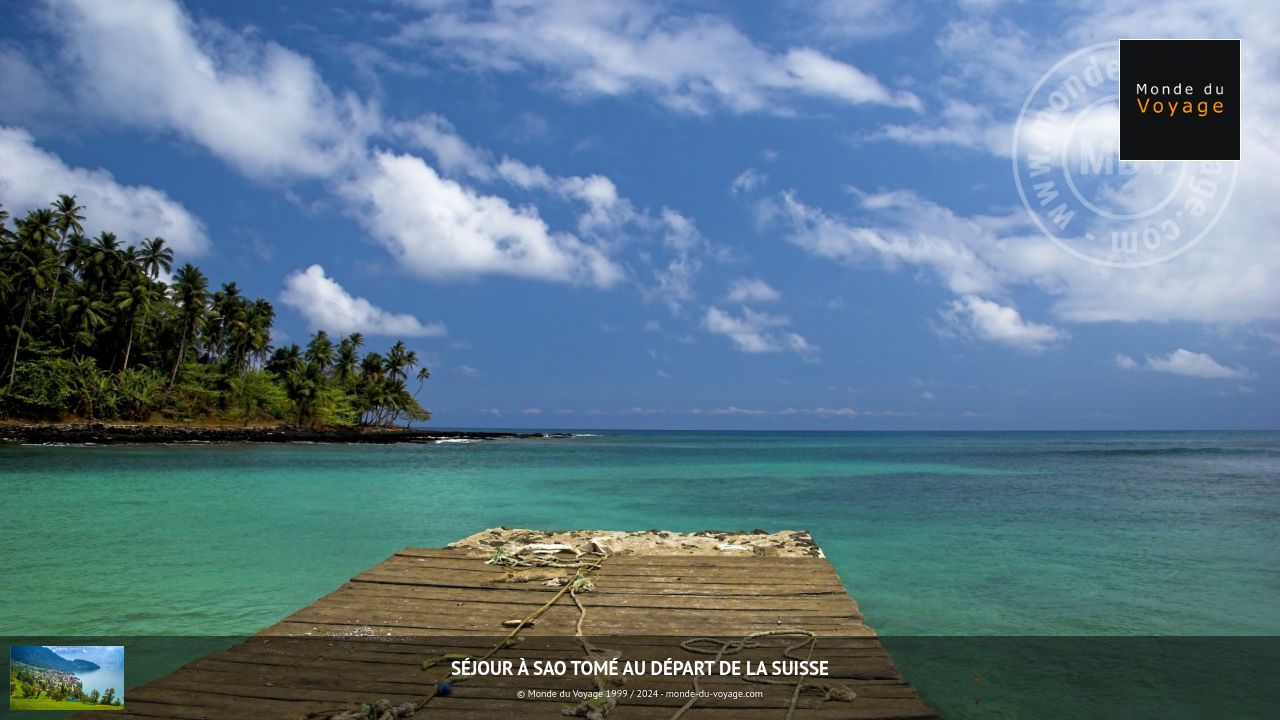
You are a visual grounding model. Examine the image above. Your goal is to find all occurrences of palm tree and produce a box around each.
[61,287,109,358]
[385,340,418,382]
[114,270,156,371]
[304,330,334,372]
[244,299,274,370]
[138,236,174,280]
[4,210,59,390]
[208,282,242,363]
[51,194,85,248]
[63,233,92,277]
[283,366,319,428]
[49,195,85,297]
[88,231,122,285]
[266,343,303,377]
[169,263,208,386]
[333,335,361,387]
[414,366,430,397]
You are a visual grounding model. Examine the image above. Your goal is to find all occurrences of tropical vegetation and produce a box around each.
[0,194,430,427]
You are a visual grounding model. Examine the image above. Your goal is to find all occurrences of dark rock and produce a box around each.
[0,423,565,446]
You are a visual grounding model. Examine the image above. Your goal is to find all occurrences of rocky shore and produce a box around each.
[0,422,570,445]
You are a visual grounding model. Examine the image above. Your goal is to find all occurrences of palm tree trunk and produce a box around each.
[121,316,136,372]
[6,288,36,391]
[170,324,189,387]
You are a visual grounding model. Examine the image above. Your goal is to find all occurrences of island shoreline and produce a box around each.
[0,422,570,445]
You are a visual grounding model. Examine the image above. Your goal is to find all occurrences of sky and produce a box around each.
[44,645,124,667]
[0,0,1275,430]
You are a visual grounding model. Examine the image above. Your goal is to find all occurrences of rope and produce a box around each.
[297,548,610,720]
[670,630,856,720]
[561,584,617,719]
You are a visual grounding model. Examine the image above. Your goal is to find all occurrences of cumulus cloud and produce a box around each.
[393,113,494,181]
[393,0,919,114]
[46,0,374,180]
[1114,353,1139,370]
[0,126,207,255]
[730,168,766,195]
[493,157,712,309]
[1118,348,1255,380]
[779,190,1000,296]
[703,306,817,356]
[725,278,781,303]
[279,264,446,337]
[341,151,623,286]
[939,295,1067,353]
[29,0,710,298]
[776,183,1280,326]
[821,0,1280,334]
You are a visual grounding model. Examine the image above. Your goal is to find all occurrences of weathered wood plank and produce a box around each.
[70,543,936,719]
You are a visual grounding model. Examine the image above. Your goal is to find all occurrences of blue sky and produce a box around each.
[45,645,124,667]
[0,0,1275,430]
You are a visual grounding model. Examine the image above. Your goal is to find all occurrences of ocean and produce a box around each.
[2,430,1277,718]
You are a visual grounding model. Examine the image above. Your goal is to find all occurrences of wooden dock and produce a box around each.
[74,533,938,719]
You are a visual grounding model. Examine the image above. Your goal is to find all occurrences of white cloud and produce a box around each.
[0,44,52,124]
[36,0,712,302]
[1114,353,1139,370]
[777,183,1280,326]
[47,0,374,180]
[831,0,1280,332]
[492,156,711,308]
[699,406,770,416]
[394,0,919,115]
[0,126,207,255]
[279,264,446,337]
[725,278,781,303]
[521,407,542,415]
[703,306,818,356]
[787,0,916,42]
[939,295,1066,353]
[394,113,493,181]
[780,190,1000,296]
[730,168,766,194]
[1119,348,1255,380]
[693,405,883,418]
[341,150,623,286]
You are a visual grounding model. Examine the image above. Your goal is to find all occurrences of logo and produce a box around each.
[1120,39,1240,161]
[1013,41,1238,267]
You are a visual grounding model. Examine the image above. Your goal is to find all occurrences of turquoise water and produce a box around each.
[2,431,1277,716]
[72,665,124,702]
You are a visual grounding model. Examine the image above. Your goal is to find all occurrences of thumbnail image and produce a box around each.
[9,646,123,711]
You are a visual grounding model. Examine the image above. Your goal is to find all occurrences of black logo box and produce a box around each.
[1120,39,1240,161]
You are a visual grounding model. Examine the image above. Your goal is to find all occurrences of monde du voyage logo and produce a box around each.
[1013,39,1240,267]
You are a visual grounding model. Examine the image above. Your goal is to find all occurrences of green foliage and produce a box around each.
[166,362,222,420]
[0,194,433,427]
[68,356,115,419]
[5,347,75,418]
[228,370,289,424]
[114,368,165,421]
[311,382,357,428]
